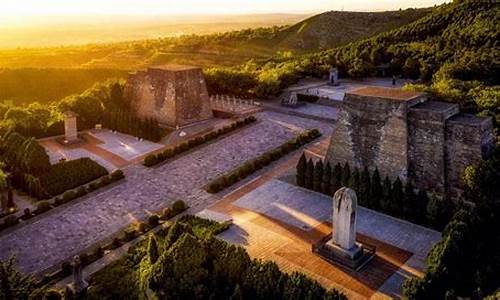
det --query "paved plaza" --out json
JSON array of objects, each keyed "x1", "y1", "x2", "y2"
[
  {"x1": 0, "y1": 111, "x2": 333, "y2": 275},
  {"x1": 90, "y1": 130, "x2": 164, "y2": 161},
  {"x1": 219, "y1": 178, "x2": 441, "y2": 298}
]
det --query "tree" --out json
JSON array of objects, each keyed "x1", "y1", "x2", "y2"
[
  {"x1": 313, "y1": 160, "x2": 324, "y2": 192},
  {"x1": 403, "y1": 181, "x2": 417, "y2": 221},
  {"x1": 330, "y1": 164, "x2": 343, "y2": 196},
  {"x1": 147, "y1": 234, "x2": 159, "y2": 264},
  {"x1": 380, "y1": 176, "x2": 392, "y2": 212},
  {"x1": 415, "y1": 190, "x2": 429, "y2": 225},
  {"x1": 358, "y1": 166, "x2": 371, "y2": 206},
  {"x1": 304, "y1": 159, "x2": 314, "y2": 190},
  {"x1": 370, "y1": 168, "x2": 383, "y2": 209},
  {"x1": 322, "y1": 162, "x2": 332, "y2": 195},
  {"x1": 296, "y1": 153, "x2": 307, "y2": 187},
  {"x1": 349, "y1": 168, "x2": 361, "y2": 193},
  {"x1": 426, "y1": 196, "x2": 448, "y2": 230},
  {"x1": 0, "y1": 257, "x2": 36, "y2": 300},
  {"x1": 341, "y1": 162, "x2": 351, "y2": 188},
  {"x1": 390, "y1": 177, "x2": 404, "y2": 217}
]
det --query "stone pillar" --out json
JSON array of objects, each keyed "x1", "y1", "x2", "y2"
[
  {"x1": 68, "y1": 255, "x2": 88, "y2": 295},
  {"x1": 329, "y1": 68, "x2": 339, "y2": 86},
  {"x1": 332, "y1": 187, "x2": 357, "y2": 250},
  {"x1": 64, "y1": 111, "x2": 78, "y2": 143}
]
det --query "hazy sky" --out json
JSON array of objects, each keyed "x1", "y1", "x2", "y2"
[{"x1": 3, "y1": 0, "x2": 448, "y2": 16}]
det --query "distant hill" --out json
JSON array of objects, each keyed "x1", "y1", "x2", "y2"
[{"x1": 272, "y1": 8, "x2": 432, "y2": 53}]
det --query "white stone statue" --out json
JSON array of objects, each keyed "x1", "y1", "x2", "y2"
[{"x1": 332, "y1": 187, "x2": 357, "y2": 250}]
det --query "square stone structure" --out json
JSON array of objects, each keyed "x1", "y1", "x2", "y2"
[
  {"x1": 326, "y1": 86, "x2": 495, "y2": 199},
  {"x1": 124, "y1": 65, "x2": 213, "y2": 127},
  {"x1": 64, "y1": 111, "x2": 78, "y2": 143}
]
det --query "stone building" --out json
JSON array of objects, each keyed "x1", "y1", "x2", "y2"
[
  {"x1": 124, "y1": 65, "x2": 213, "y2": 127},
  {"x1": 326, "y1": 86, "x2": 495, "y2": 200}
]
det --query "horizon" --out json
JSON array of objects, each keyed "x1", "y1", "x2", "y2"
[{"x1": 2, "y1": 0, "x2": 448, "y2": 24}]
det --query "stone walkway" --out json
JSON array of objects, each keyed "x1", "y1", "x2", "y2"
[{"x1": 0, "y1": 111, "x2": 333, "y2": 275}]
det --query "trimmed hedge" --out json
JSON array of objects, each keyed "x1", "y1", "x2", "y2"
[
  {"x1": 40, "y1": 158, "x2": 108, "y2": 197},
  {"x1": 144, "y1": 116, "x2": 257, "y2": 167},
  {"x1": 206, "y1": 129, "x2": 321, "y2": 193}
]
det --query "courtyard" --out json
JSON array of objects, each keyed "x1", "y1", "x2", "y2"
[{"x1": 0, "y1": 111, "x2": 332, "y2": 275}]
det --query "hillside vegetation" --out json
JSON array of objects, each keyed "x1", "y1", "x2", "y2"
[{"x1": 0, "y1": 8, "x2": 431, "y2": 105}]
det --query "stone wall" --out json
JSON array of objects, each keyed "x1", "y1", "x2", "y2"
[
  {"x1": 326, "y1": 90, "x2": 425, "y2": 180},
  {"x1": 408, "y1": 101, "x2": 459, "y2": 195},
  {"x1": 124, "y1": 65, "x2": 213, "y2": 127},
  {"x1": 445, "y1": 113, "x2": 495, "y2": 199}
]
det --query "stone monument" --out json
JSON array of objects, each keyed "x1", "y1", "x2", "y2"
[
  {"x1": 312, "y1": 187, "x2": 375, "y2": 271},
  {"x1": 68, "y1": 255, "x2": 88, "y2": 295},
  {"x1": 329, "y1": 67, "x2": 339, "y2": 86},
  {"x1": 64, "y1": 111, "x2": 79, "y2": 143},
  {"x1": 326, "y1": 188, "x2": 362, "y2": 260}
]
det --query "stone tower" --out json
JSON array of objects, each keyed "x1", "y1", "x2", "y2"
[
  {"x1": 326, "y1": 86, "x2": 494, "y2": 200},
  {"x1": 124, "y1": 65, "x2": 213, "y2": 127}
]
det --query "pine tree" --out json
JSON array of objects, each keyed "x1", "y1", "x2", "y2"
[
  {"x1": 330, "y1": 163, "x2": 343, "y2": 195},
  {"x1": 350, "y1": 168, "x2": 361, "y2": 193},
  {"x1": 359, "y1": 166, "x2": 371, "y2": 206},
  {"x1": 147, "y1": 234, "x2": 159, "y2": 264},
  {"x1": 313, "y1": 160, "x2": 324, "y2": 192},
  {"x1": 403, "y1": 181, "x2": 416, "y2": 221},
  {"x1": 380, "y1": 175, "x2": 392, "y2": 213},
  {"x1": 296, "y1": 153, "x2": 307, "y2": 187},
  {"x1": 412, "y1": 190, "x2": 426, "y2": 224},
  {"x1": 370, "y1": 168, "x2": 383, "y2": 210},
  {"x1": 341, "y1": 162, "x2": 351, "y2": 187},
  {"x1": 322, "y1": 162, "x2": 332, "y2": 195},
  {"x1": 305, "y1": 159, "x2": 314, "y2": 189},
  {"x1": 391, "y1": 177, "x2": 404, "y2": 217}
]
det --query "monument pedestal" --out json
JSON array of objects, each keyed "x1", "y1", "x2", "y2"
[
  {"x1": 311, "y1": 187, "x2": 376, "y2": 271},
  {"x1": 325, "y1": 240, "x2": 363, "y2": 260},
  {"x1": 313, "y1": 237, "x2": 375, "y2": 271}
]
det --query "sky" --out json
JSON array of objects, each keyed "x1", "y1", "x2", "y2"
[{"x1": 2, "y1": 0, "x2": 448, "y2": 16}]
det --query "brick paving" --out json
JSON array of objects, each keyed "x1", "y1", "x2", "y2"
[{"x1": 0, "y1": 111, "x2": 333, "y2": 275}]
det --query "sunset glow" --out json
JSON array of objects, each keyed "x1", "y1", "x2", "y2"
[{"x1": 2, "y1": 0, "x2": 448, "y2": 17}]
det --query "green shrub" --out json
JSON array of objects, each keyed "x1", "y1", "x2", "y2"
[
  {"x1": 172, "y1": 200, "x2": 187, "y2": 214},
  {"x1": 40, "y1": 158, "x2": 108, "y2": 197},
  {"x1": 137, "y1": 222, "x2": 149, "y2": 233},
  {"x1": 156, "y1": 152, "x2": 166, "y2": 162},
  {"x1": 144, "y1": 154, "x2": 158, "y2": 167},
  {"x1": 111, "y1": 238, "x2": 121, "y2": 249},
  {"x1": 163, "y1": 148, "x2": 174, "y2": 158},
  {"x1": 123, "y1": 229, "x2": 137, "y2": 242},
  {"x1": 206, "y1": 181, "x2": 222, "y2": 194},
  {"x1": 179, "y1": 142, "x2": 189, "y2": 152},
  {"x1": 35, "y1": 200, "x2": 51, "y2": 214},
  {"x1": 61, "y1": 261, "x2": 72, "y2": 275},
  {"x1": 62, "y1": 190, "x2": 77, "y2": 202},
  {"x1": 110, "y1": 169, "x2": 125, "y2": 181},
  {"x1": 161, "y1": 207, "x2": 173, "y2": 220},
  {"x1": 3, "y1": 215, "x2": 19, "y2": 227},
  {"x1": 148, "y1": 215, "x2": 160, "y2": 227},
  {"x1": 99, "y1": 175, "x2": 112, "y2": 186},
  {"x1": 23, "y1": 208, "x2": 33, "y2": 219},
  {"x1": 75, "y1": 186, "x2": 87, "y2": 197}
]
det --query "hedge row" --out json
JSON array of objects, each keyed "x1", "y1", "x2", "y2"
[
  {"x1": 206, "y1": 129, "x2": 321, "y2": 194},
  {"x1": 40, "y1": 157, "x2": 109, "y2": 197},
  {"x1": 36, "y1": 200, "x2": 188, "y2": 288},
  {"x1": 0, "y1": 169, "x2": 125, "y2": 233},
  {"x1": 144, "y1": 116, "x2": 257, "y2": 167}
]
